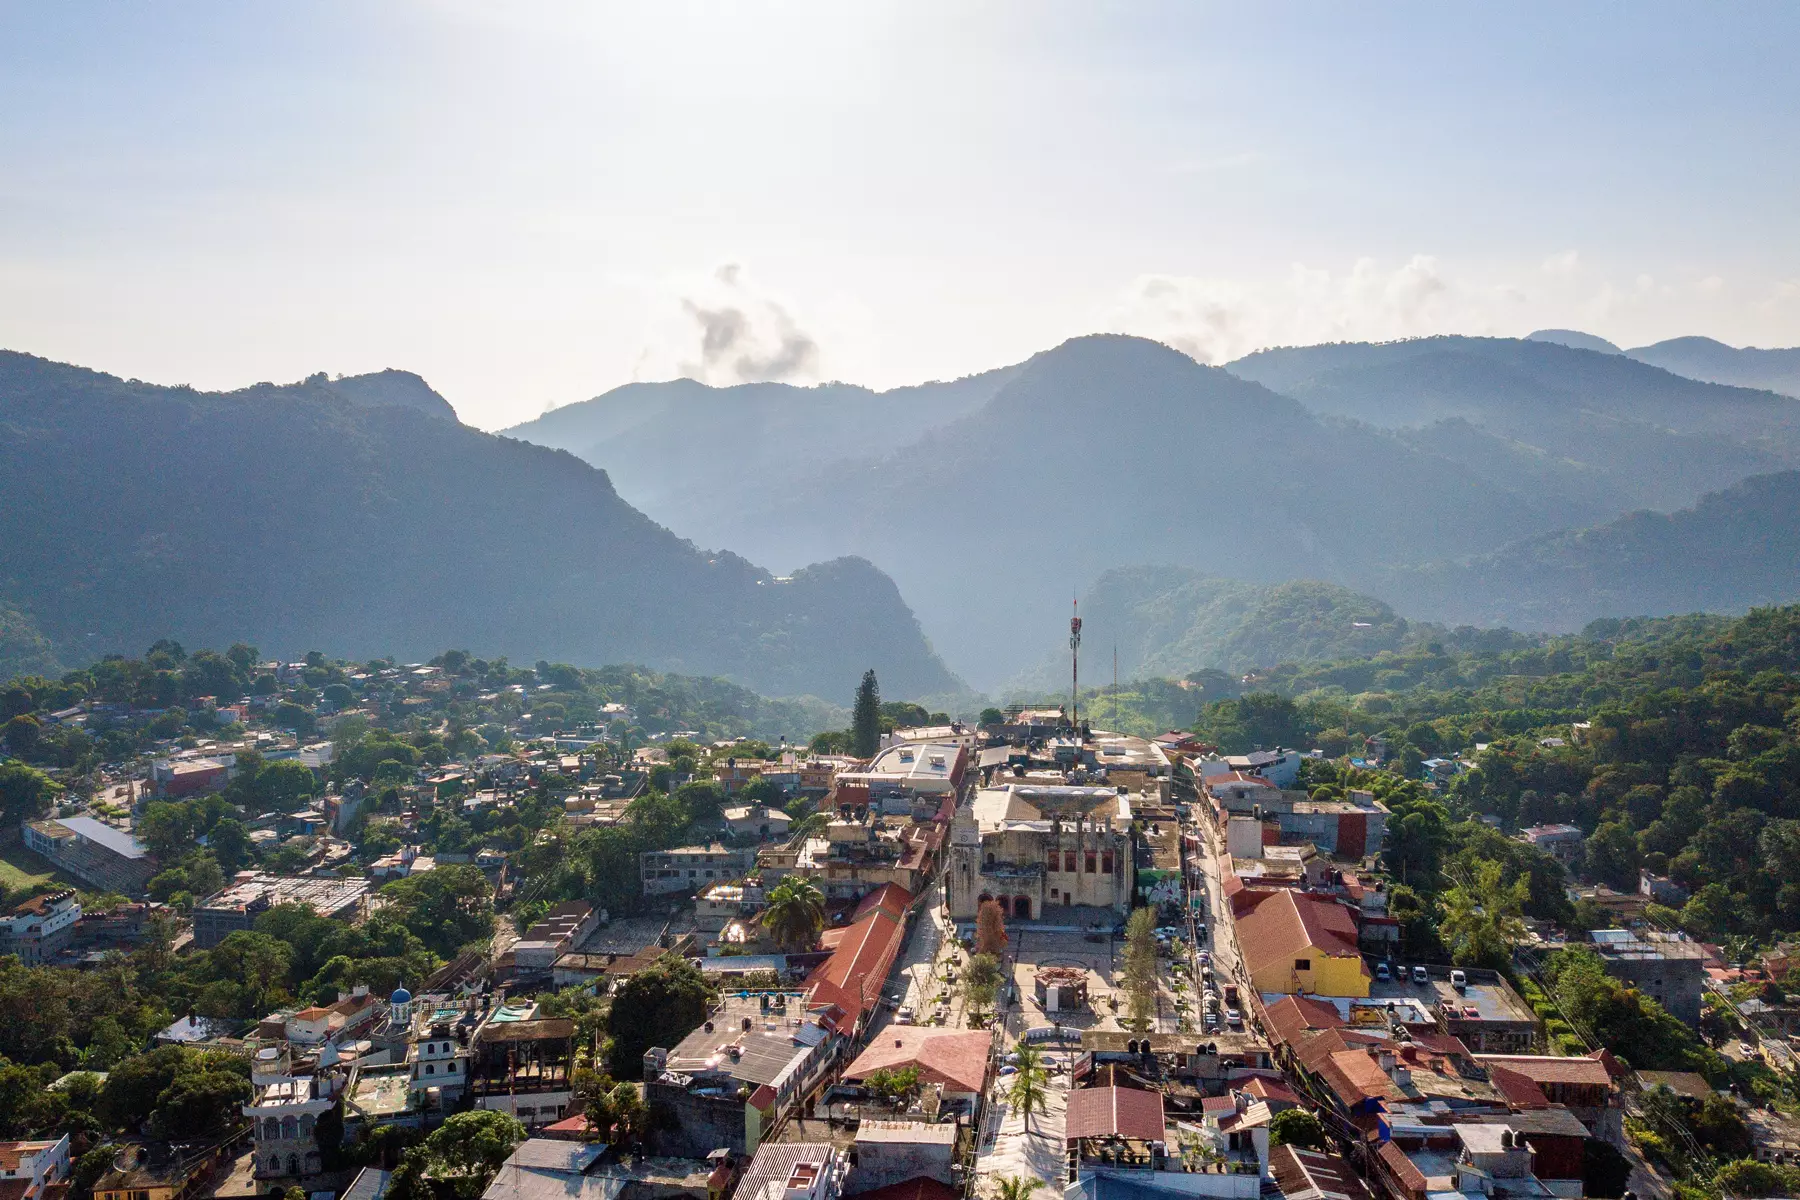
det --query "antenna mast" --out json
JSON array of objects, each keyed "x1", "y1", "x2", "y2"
[{"x1": 1069, "y1": 598, "x2": 1083, "y2": 729}]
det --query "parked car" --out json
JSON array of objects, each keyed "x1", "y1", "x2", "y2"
[
  {"x1": 1412, "y1": 965, "x2": 1429, "y2": 985},
  {"x1": 1226, "y1": 1008, "x2": 1244, "y2": 1028},
  {"x1": 1376, "y1": 961, "x2": 1391, "y2": 982},
  {"x1": 1450, "y1": 969, "x2": 1468, "y2": 991},
  {"x1": 897, "y1": 1006, "x2": 915, "y2": 1024},
  {"x1": 1740, "y1": 1041, "x2": 1759, "y2": 1057}
]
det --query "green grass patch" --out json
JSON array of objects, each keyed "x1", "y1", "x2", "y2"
[{"x1": 0, "y1": 843, "x2": 74, "y2": 896}]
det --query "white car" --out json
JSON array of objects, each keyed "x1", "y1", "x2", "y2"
[{"x1": 896, "y1": 1006, "x2": 915, "y2": 1024}]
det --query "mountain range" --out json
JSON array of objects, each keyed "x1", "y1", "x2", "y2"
[
  {"x1": 506, "y1": 332, "x2": 1800, "y2": 686},
  {"x1": 1525, "y1": 329, "x2": 1800, "y2": 398},
  {"x1": 0, "y1": 352, "x2": 960, "y2": 701}
]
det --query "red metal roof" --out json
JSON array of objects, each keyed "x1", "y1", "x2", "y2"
[{"x1": 1064, "y1": 1085, "x2": 1166, "y2": 1143}]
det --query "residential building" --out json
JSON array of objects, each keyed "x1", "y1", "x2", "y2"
[
  {"x1": 722, "y1": 806, "x2": 793, "y2": 840},
  {"x1": 93, "y1": 1142, "x2": 235, "y2": 1200},
  {"x1": 246, "y1": 1069, "x2": 336, "y2": 1181},
  {"x1": 640, "y1": 843, "x2": 761, "y2": 896},
  {"x1": 510, "y1": 902, "x2": 601, "y2": 974},
  {"x1": 842, "y1": 1028, "x2": 991, "y2": 1106},
  {"x1": 1588, "y1": 929, "x2": 1708, "y2": 1027},
  {"x1": 1639, "y1": 870, "x2": 1690, "y2": 905},
  {"x1": 734, "y1": 1144, "x2": 846, "y2": 1200},
  {"x1": 1518, "y1": 824, "x2": 1584, "y2": 864},
  {"x1": 946, "y1": 784, "x2": 1134, "y2": 922},
  {"x1": 192, "y1": 873, "x2": 370, "y2": 950},
  {"x1": 1234, "y1": 888, "x2": 1369, "y2": 997},
  {"x1": 850, "y1": 1123, "x2": 955, "y2": 1192},
  {"x1": 0, "y1": 1135, "x2": 71, "y2": 1200},
  {"x1": 0, "y1": 890, "x2": 80, "y2": 965},
  {"x1": 643, "y1": 992, "x2": 842, "y2": 1159},
  {"x1": 1474, "y1": 1052, "x2": 1624, "y2": 1139},
  {"x1": 1267, "y1": 1143, "x2": 1373, "y2": 1200},
  {"x1": 470, "y1": 1011, "x2": 576, "y2": 1128},
  {"x1": 805, "y1": 884, "x2": 912, "y2": 1037}
]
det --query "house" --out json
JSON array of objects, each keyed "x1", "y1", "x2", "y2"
[
  {"x1": 1588, "y1": 929, "x2": 1708, "y2": 1027},
  {"x1": 470, "y1": 1014, "x2": 576, "y2": 1128},
  {"x1": 643, "y1": 993, "x2": 841, "y2": 1159},
  {"x1": 1065, "y1": 1086, "x2": 1167, "y2": 1169},
  {"x1": 1267, "y1": 1143, "x2": 1372, "y2": 1200},
  {"x1": 640, "y1": 843, "x2": 761, "y2": 896},
  {"x1": 510, "y1": 902, "x2": 601, "y2": 974},
  {"x1": 805, "y1": 884, "x2": 912, "y2": 1037},
  {"x1": 733, "y1": 1144, "x2": 846, "y2": 1200},
  {"x1": 246, "y1": 1070, "x2": 336, "y2": 1182},
  {"x1": 0, "y1": 890, "x2": 80, "y2": 965},
  {"x1": 1518, "y1": 824, "x2": 1584, "y2": 864},
  {"x1": 850, "y1": 1123, "x2": 956, "y2": 1192},
  {"x1": 1474, "y1": 1052, "x2": 1623, "y2": 1139},
  {"x1": 93, "y1": 1142, "x2": 234, "y2": 1200},
  {"x1": 722, "y1": 806, "x2": 793, "y2": 840},
  {"x1": 0, "y1": 1135, "x2": 71, "y2": 1200},
  {"x1": 842, "y1": 1028, "x2": 991, "y2": 1104},
  {"x1": 1639, "y1": 870, "x2": 1690, "y2": 905},
  {"x1": 1234, "y1": 889, "x2": 1369, "y2": 997}
]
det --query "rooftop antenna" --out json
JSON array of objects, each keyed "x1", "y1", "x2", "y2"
[
  {"x1": 1069, "y1": 597, "x2": 1083, "y2": 729},
  {"x1": 1113, "y1": 643, "x2": 1118, "y2": 730}
]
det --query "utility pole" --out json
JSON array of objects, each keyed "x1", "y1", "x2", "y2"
[{"x1": 1069, "y1": 599, "x2": 1083, "y2": 729}]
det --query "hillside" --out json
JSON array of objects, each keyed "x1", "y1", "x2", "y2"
[
  {"x1": 1525, "y1": 329, "x2": 1622, "y2": 354},
  {"x1": 698, "y1": 335, "x2": 1608, "y2": 687},
  {"x1": 1626, "y1": 335, "x2": 1800, "y2": 399},
  {"x1": 1226, "y1": 335, "x2": 1800, "y2": 512},
  {"x1": 501, "y1": 368, "x2": 1016, "y2": 546},
  {"x1": 0, "y1": 351, "x2": 960, "y2": 699},
  {"x1": 1007, "y1": 569, "x2": 1422, "y2": 689},
  {"x1": 1381, "y1": 470, "x2": 1800, "y2": 631},
  {"x1": 328, "y1": 368, "x2": 461, "y2": 421}
]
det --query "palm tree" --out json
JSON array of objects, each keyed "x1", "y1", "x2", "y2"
[
  {"x1": 761, "y1": 877, "x2": 827, "y2": 951},
  {"x1": 1008, "y1": 1039, "x2": 1049, "y2": 1134},
  {"x1": 994, "y1": 1177, "x2": 1041, "y2": 1200}
]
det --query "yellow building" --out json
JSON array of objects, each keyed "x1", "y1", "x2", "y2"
[{"x1": 1236, "y1": 888, "x2": 1370, "y2": 997}]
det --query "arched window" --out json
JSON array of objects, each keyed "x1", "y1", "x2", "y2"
[
  {"x1": 426, "y1": 1063, "x2": 435, "y2": 1074},
  {"x1": 281, "y1": 1116, "x2": 298, "y2": 1140},
  {"x1": 263, "y1": 1118, "x2": 280, "y2": 1141},
  {"x1": 1013, "y1": 896, "x2": 1031, "y2": 919},
  {"x1": 985, "y1": 852, "x2": 995, "y2": 866},
  {"x1": 268, "y1": 1156, "x2": 281, "y2": 1174},
  {"x1": 300, "y1": 1114, "x2": 315, "y2": 1135},
  {"x1": 1101, "y1": 852, "x2": 1114, "y2": 874},
  {"x1": 287, "y1": 1155, "x2": 300, "y2": 1178}
]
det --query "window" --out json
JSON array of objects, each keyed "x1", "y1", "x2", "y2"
[
  {"x1": 985, "y1": 852, "x2": 996, "y2": 866},
  {"x1": 426, "y1": 1064, "x2": 435, "y2": 1074},
  {"x1": 1085, "y1": 852, "x2": 1097, "y2": 874},
  {"x1": 1294, "y1": 958, "x2": 1311, "y2": 971},
  {"x1": 1065, "y1": 851, "x2": 1076, "y2": 873},
  {"x1": 1101, "y1": 852, "x2": 1114, "y2": 874}
]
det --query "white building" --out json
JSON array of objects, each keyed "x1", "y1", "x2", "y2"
[{"x1": 0, "y1": 890, "x2": 80, "y2": 966}]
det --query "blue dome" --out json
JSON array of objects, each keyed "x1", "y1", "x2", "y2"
[{"x1": 390, "y1": 987, "x2": 412, "y2": 1005}]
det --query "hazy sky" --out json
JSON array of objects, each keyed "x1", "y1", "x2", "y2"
[{"x1": 3, "y1": 2, "x2": 1798, "y2": 429}]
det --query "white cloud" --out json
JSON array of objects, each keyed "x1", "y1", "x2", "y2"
[{"x1": 634, "y1": 263, "x2": 823, "y2": 386}]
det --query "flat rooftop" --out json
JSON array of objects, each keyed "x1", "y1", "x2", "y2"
[{"x1": 198, "y1": 873, "x2": 370, "y2": 916}]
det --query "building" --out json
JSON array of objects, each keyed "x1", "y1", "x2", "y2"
[
  {"x1": 93, "y1": 1142, "x2": 235, "y2": 1200},
  {"x1": 1588, "y1": 929, "x2": 1708, "y2": 1027},
  {"x1": 480, "y1": 1138, "x2": 717, "y2": 1200},
  {"x1": 643, "y1": 992, "x2": 842, "y2": 1159},
  {"x1": 835, "y1": 743, "x2": 967, "y2": 817},
  {"x1": 0, "y1": 890, "x2": 80, "y2": 965},
  {"x1": 1518, "y1": 824, "x2": 1584, "y2": 864},
  {"x1": 192, "y1": 873, "x2": 371, "y2": 949},
  {"x1": 405, "y1": 994, "x2": 478, "y2": 1115},
  {"x1": 470, "y1": 1010, "x2": 576, "y2": 1128},
  {"x1": 511, "y1": 902, "x2": 601, "y2": 975},
  {"x1": 946, "y1": 785, "x2": 1134, "y2": 922},
  {"x1": 151, "y1": 757, "x2": 230, "y2": 797},
  {"x1": 0, "y1": 1135, "x2": 71, "y2": 1200},
  {"x1": 22, "y1": 817, "x2": 155, "y2": 895},
  {"x1": 1222, "y1": 750, "x2": 1305, "y2": 789},
  {"x1": 733, "y1": 1144, "x2": 846, "y2": 1200},
  {"x1": 246, "y1": 1072, "x2": 336, "y2": 1181},
  {"x1": 806, "y1": 884, "x2": 912, "y2": 1037},
  {"x1": 1268, "y1": 1143, "x2": 1373, "y2": 1200},
  {"x1": 722, "y1": 806, "x2": 793, "y2": 840},
  {"x1": 1234, "y1": 888, "x2": 1369, "y2": 997},
  {"x1": 640, "y1": 843, "x2": 761, "y2": 896},
  {"x1": 842, "y1": 1028, "x2": 991, "y2": 1105},
  {"x1": 1474, "y1": 1052, "x2": 1624, "y2": 1140},
  {"x1": 284, "y1": 988, "x2": 382, "y2": 1045},
  {"x1": 1639, "y1": 870, "x2": 1690, "y2": 905},
  {"x1": 850, "y1": 1123, "x2": 956, "y2": 1192}
]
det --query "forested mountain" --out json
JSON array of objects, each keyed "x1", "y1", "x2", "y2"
[
  {"x1": 0, "y1": 351, "x2": 959, "y2": 700},
  {"x1": 1227, "y1": 335, "x2": 1800, "y2": 512},
  {"x1": 1181, "y1": 604, "x2": 1800, "y2": 948},
  {"x1": 1381, "y1": 470, "x2": 1800, "y2": 632},
  {"x1": 686, "y1": 335, "x2": 1622, "y2": 686},
  {"x1": 501, "y1": 368, "x2": 1016, "y2": 550},
  {"x1": 1008, "y1": 569, "x2": 1438, "y2": 689},
  {"x1": 1625, "y1": 335, "x2": 1800, "y2": 399},
  {"x1": 328, "y1": 368, "x2": 461, "y2": 421},
  {"x1": 1525, "y1": 328, "x2": 1622, "y2": 354}
]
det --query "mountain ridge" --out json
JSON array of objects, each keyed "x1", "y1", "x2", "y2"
[{"x1": 0, "y1": 349, "x2": 959, "y2": 700}]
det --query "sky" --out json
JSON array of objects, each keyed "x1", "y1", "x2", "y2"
[{"x1": 2, "y1": 2, "x2": 1798, "y2": 430}]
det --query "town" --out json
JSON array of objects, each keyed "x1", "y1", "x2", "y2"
[{"x1": 1, "y1": 638, "x2": 1798, "y2": 1200}]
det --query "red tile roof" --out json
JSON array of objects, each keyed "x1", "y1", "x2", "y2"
[
  {"x1": 1263, "y1": 995, "x2": 1346, "y2": 1046},
  {"x1": 1236, "y1": 890, "x2": 1366, "y2": 985},
  {"x1": 1065, "y1": 1086, "x2": 1166, "y2": 1143},
  {"x1": 1473, "y1": 1053, "x2": 1613, "y2": 1087},
  {"x1": 844, "y1": 1028, "x2": 992, "y2": 1095},
  {"x1": 806, "y1": 884, "x2": 913, "y2": 1032},
  {"x1": 1242, "y1": 1076, "x2": 1302, "y2": 1107}
]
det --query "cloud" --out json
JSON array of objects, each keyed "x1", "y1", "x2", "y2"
[
  {"x1": 1104, "y1": 254, "x2": 1471, "y2": 364},
  {"x1": 648, "y1": 263, "x2": 821, "y2": 385}
]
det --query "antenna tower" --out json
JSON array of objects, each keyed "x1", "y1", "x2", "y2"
[{"x1": 1069, "y1": 598, "x2": 1083, "y2": 728}]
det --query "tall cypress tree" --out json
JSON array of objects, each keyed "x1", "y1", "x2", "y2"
[{"x1": 851, "y1": 669, "x2": 881, "y2": 757}]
